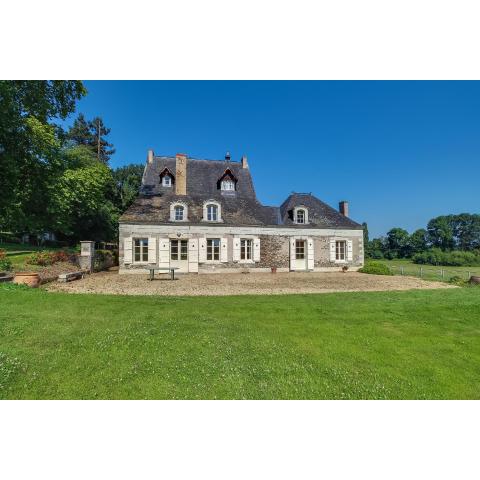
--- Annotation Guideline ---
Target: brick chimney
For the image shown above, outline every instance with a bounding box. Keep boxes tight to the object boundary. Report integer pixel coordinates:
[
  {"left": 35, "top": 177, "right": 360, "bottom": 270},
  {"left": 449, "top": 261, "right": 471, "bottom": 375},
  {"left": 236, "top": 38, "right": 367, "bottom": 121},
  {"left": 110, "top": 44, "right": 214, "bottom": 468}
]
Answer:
[
  {"left": 147, "top": 149, "right": 154, "bottom": 164},
  {"left": 175, "top": 153, "right": 187, "bottom": 195},
  {"left": 241, "top": 155, "right": 249, "bottom": 169},
  {"left": 339, "top": 200, "right": 349, "bottom": 217}
]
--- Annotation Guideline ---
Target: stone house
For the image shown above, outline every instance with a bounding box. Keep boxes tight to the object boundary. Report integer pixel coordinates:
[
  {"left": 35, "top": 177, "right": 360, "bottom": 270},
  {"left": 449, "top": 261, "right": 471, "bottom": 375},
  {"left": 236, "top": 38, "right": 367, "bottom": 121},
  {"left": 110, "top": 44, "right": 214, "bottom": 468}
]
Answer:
[{"left": 119, "top": 151, "right": 364, "bottom": 274}]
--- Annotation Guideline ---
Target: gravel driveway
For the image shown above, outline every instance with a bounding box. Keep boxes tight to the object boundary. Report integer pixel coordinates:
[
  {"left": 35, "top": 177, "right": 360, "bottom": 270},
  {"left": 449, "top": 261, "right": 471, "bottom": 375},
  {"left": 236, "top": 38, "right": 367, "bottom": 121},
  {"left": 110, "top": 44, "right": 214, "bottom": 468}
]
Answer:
[{"left": 46, "top": 270, "right": 455, "bottom": 296}]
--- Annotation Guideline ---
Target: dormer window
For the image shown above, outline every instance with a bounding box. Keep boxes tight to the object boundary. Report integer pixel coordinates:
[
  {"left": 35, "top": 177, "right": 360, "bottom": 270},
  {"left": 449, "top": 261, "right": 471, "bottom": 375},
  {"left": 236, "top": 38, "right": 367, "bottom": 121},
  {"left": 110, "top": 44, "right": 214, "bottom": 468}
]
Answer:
[
  {"left": 217, "top": 168, "right": 237, "bottom": 192},
  {"left": 162, "top": 174, "right": 172, "bottom": 187},
  {"left": 159, "top": 168, "right": 175, "bottom": 187},
  {"left": 207, "top": 204, "right": 218, "bottom": 221},
  {"left": 293, "top": 206, "right": 309, "bottom": 224},
  {"left": 170, "top": 202, "right": 188, "bottom": 222},
  {"left": 174, "top": 205, "right": 184, "bottom": 220},
  {"left": 296, "top": 209, "right": 305, "bottom": 224},
  {"left": 221, "top": 179, "right": 235, "bottom": 191},
  {"left": 203, "top": 201, "right": 222, "bottom": 222}
]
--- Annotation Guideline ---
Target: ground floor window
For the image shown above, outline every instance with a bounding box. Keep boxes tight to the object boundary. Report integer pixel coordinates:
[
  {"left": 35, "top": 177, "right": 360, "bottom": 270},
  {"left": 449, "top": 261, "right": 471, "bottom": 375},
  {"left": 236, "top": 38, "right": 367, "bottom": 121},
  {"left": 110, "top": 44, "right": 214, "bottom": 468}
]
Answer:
[
  {"left": 134, "top": 238, "right": 148, "bottom": 262},
  {"left": 240, "top": 239, "right": 252, "bottom": 260},
  {"left": 171, "top": 240, "right": 188, "bottom": 260},
  {"left": 336, "top": 240, "right": 346, "bottom": 261},
  {"left": 207, "top": 238, "right": 220, "bottom": 260},
  {"left": 295, "top": 240, "right": 305, "bottom": 259}
]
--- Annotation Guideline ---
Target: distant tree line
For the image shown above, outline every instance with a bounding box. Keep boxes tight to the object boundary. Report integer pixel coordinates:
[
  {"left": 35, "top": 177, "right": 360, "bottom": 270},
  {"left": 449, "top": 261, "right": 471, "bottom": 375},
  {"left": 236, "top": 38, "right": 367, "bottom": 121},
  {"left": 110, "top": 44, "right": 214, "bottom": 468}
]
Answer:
[
  {"left": 364, "top": 214, "right": 480, "bottom": 266},
  {"left": 0, "top": 81, "right": 144, "bottom": 244}
]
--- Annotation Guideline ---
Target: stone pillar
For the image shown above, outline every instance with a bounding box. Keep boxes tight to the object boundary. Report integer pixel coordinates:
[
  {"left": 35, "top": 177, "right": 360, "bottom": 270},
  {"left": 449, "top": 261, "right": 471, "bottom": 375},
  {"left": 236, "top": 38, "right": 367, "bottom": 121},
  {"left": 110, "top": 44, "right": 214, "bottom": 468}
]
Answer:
[{"left": 79, "top": 241, "right": 95, "bottom": 273}]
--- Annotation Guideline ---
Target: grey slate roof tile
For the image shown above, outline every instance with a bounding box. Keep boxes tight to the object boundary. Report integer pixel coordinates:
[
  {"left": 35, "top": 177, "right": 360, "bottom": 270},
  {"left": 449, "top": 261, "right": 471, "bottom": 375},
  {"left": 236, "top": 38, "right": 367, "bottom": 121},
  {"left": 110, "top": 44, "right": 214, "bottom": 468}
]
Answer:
[{"left": 120, "top": 155, "right": 362, "bottom": 230}]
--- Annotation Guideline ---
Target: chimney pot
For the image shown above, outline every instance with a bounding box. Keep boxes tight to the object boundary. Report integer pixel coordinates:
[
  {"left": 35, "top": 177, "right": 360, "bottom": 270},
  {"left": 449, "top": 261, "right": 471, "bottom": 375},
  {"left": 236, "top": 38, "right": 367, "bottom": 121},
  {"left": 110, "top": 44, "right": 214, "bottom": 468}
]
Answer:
[
  {"left": 241, "top": 155, "right": 249, "bottom": 169},
  {"left": 147, "top": 149, "right": 154, "bottom": 164},
  {"left": 339, "top": 200, "right": 349, "bottom": 217}
]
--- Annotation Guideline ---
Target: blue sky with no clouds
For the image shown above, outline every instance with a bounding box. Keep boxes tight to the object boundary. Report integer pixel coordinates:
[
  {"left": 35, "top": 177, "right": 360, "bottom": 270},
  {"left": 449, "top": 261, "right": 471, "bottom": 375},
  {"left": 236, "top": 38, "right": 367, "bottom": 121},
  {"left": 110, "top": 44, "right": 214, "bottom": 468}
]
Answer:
[{"left": 67, "top": 81, "right": 480, "bottom": 238}]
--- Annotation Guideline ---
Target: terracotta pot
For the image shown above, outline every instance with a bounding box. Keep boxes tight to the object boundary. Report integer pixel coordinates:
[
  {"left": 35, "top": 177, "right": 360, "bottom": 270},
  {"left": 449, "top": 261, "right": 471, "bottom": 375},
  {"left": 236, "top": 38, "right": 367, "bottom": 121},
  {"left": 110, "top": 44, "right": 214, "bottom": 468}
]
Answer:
[
  {"left": 271, "top": 267, "right": 277, "bottom": 273},
  {"left": 14, "top": 272, "right": 40, "bottom": 288}
]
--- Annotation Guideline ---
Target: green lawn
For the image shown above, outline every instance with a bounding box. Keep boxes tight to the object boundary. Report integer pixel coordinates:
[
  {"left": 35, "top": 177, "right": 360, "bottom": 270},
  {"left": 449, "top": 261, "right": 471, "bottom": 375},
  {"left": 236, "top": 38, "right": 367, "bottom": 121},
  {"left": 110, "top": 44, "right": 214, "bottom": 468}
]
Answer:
[
  {"left": 1, "top": 286, "right": 479, "bottom": 399},
  {"left": 382, "top": 258, "right": 480, "bottom": 282}
]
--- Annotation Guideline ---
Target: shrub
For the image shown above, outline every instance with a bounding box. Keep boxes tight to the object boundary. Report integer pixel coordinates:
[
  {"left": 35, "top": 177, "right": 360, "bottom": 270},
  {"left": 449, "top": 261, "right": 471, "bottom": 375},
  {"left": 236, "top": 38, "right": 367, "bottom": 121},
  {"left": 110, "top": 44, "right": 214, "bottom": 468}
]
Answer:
[
  {"left": 413, "top": 248, "right": 480, "bottom": 267},
  {"left": 27, "top": 250, "right": 72, "bottom": 267},
  {"left": 0, "top": 249, "right": 13, "bottom": 272},
  {"left": 358, "top": 261, "right": 393, "bottom": 276},
  {"left": 368, "top": 249, "right": 384, "bottom": 259}
]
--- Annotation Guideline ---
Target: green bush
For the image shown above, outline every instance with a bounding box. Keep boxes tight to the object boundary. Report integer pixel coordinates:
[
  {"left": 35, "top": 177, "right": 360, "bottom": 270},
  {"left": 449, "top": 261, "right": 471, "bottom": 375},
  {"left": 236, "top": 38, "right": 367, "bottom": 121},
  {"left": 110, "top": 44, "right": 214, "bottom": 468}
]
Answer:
[
  {"left": 413, "top": 248, "right": 480, "bottom": 267},
  {"left": 27, "top": 250, "right": 72, "bottom": 267},
  {"left": 358, "top": 261, "right": 393, "bottom": 276},
  {"left": 0, "top": 249, "right": 13, "bottom": 272}
]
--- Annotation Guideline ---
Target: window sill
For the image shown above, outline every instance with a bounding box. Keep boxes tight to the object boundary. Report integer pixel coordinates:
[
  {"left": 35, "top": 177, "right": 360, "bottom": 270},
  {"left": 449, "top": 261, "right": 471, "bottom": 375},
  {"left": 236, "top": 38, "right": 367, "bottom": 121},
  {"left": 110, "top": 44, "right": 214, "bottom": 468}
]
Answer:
[{"left": 238, "top": 260, "right": 255, "bottom": 264}]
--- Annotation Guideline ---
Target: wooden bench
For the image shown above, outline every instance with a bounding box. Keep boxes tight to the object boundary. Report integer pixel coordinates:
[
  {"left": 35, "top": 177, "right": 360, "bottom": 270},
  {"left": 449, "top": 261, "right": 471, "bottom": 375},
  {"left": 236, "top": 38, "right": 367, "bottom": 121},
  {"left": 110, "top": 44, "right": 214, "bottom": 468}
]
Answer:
[
  {"left": 148, "top": 267, "right": 179, "bottom": 281},
  {"left": 58, "top": 271, "right": 86, "bottom": 283}
]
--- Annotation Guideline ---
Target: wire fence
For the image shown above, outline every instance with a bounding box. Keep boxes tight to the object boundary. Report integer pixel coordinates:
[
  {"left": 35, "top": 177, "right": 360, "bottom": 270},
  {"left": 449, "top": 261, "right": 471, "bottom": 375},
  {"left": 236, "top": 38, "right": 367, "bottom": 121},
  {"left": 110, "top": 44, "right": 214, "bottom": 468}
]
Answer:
[{"left": 388, "top": 264, "right": 480, "bottom": 282}]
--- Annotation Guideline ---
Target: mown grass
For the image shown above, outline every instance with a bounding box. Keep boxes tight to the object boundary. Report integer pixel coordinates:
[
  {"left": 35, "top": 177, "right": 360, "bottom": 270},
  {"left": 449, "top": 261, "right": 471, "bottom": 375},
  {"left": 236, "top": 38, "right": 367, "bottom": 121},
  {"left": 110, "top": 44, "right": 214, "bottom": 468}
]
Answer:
[
  {"left": 382, "top": 259, "right": 480, "bottom": 282},
  {"left": 1, "top": 286, "right": 479, "bottom": 399}
]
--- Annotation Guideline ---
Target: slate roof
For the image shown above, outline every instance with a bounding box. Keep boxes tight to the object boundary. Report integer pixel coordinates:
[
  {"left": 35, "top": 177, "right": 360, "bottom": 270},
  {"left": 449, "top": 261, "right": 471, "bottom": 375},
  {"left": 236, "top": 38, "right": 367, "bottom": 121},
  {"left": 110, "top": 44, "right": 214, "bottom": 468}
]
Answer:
[{"left": 120, "top": 155, "right": 362, "bottom": 229}]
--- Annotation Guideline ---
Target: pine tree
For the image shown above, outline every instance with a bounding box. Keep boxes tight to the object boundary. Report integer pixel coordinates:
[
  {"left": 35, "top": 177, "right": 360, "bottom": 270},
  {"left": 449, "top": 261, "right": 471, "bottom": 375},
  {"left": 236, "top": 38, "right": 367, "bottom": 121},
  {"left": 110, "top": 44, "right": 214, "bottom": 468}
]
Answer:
[{"left": 91, "top": 117, "right": 115, "bottom": 164}]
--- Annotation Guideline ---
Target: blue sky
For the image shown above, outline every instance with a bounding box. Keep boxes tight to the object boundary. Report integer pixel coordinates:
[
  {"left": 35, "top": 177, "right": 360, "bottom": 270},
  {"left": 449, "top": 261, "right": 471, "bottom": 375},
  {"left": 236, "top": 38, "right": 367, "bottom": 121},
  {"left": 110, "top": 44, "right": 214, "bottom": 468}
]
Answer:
[{"left": 68, "top": 81, "right": 480, "bottom": 238}]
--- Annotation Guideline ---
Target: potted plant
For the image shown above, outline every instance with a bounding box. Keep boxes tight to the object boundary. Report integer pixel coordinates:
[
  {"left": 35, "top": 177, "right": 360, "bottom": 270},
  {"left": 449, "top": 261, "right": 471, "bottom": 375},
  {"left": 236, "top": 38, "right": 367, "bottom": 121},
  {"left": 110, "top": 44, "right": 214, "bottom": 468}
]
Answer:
[{"left": 342, "top": 265, "right": 349, "bottom": 273}]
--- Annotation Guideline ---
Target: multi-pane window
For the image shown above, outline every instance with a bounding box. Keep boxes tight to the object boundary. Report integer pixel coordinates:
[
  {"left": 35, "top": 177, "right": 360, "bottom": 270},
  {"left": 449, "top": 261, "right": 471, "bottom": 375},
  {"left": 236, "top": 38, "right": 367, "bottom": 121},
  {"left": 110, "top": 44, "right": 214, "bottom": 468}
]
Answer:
[
  {"left": 240, "top": 239, "right": 252, "bottom": 260},
  {"left": 134, "top": 238, "right": 148, "bottom": 262},
  {"left": 221, "top": 179, "right": 235, "bottom": 191},
  {"left": 336, "top": 240, "right": 346, "bottom": 261},
  {"left": 170, "top": 240, "right": 188, "bottom": 261},
  {"left": 296, "top": 209, "right": 305, "bottom": 224},
  {"left": 295, "top": 240, "right": 305, "bottom": 259},
  {"left": 207, "top": 204, "right": 218, "bottom": 221},
  {"left": 162, "top": 175, "right": 172, "bottom": 187},
  {"left": 174, "top": 205, "right": 184, "bottom": 221},
  {"left": 207, "top": 238, "right": 220, "bottom": 260}
]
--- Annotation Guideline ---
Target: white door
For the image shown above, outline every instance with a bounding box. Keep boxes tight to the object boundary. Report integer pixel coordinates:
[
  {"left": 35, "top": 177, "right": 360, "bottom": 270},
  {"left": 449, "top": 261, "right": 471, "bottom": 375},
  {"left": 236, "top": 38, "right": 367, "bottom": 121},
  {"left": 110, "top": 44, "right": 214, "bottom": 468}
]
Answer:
[
  {"left": 294, "top": 239, "right": 307, "bottom": 271},
  {"left": 170, "top": 239, "right": 189, "bottom": 272}
]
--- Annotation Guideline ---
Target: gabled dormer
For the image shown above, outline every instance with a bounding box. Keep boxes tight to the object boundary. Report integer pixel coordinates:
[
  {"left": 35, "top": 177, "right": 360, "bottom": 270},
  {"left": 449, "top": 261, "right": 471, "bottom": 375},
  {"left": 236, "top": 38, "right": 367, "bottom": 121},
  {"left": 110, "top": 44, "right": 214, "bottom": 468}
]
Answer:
[
  {"left": 159, "top": 167, "right": 175, "bottom": 188},
  {"left": 217, "top": 168, "right": 237, "bottom": 192}
]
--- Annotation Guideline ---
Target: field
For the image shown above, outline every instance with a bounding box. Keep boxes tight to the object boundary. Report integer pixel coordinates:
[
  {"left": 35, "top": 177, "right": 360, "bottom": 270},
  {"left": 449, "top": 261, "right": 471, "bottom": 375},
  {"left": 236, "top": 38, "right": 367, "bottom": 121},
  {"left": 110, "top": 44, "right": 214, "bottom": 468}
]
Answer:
[
  {"left": 381, "top": 258, "right": 480, "bottom": 282},
  {"left": 1, "top": 285, "right": 479, "bottom": 399}
]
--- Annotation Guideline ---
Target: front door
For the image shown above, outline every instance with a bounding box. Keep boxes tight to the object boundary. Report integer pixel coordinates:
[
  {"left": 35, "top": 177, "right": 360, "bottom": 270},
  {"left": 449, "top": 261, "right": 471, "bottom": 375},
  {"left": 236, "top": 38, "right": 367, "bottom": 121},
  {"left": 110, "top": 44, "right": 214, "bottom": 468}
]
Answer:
[
  {"left": 294, "top": 239, "right": 307, "bottom": 271},
  {"left": 170, "top": 239, "right": 189, "bottom": 272}
]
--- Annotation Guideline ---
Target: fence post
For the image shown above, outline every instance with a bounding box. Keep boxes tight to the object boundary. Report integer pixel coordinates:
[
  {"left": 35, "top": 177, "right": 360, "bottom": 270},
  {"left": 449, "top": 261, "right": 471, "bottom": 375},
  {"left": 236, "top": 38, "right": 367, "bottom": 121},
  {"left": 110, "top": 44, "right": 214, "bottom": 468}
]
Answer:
[
  {"left": 420, "top": 267, "right": 423, "bottom": 278},
  {"left": 401, "top": 266, "right": 404, "bottom": 275},
  {"left": 441, "top": 269, "right": 445, "bottom": 280}
]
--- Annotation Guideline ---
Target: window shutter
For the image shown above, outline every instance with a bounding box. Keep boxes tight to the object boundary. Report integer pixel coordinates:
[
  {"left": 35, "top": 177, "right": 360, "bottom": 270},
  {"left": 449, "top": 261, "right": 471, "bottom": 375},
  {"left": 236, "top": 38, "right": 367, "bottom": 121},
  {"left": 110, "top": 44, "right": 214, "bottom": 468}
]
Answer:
[
  {"left": 198, "top": 237, "right": 207, "bottom": 263},
  {"left": 158, "top": 238, "right": 170, "bottom": 268},
  {"left": 289, "top": 237, "right": 296, "bottom": 271},
  {"left": 220, "top": 237, "right": 228, "bottom": 262},
  {"left": 307, "top": 237, "right": 314, "bottom": 270},
  {"left": 233, "top": 237, "right": 240, "bottom": 262},
  {"left": 124, "top": 237, "right": 133, "bottom": 264},
  {"left": 148, "top": 237, "right": 157, "bottom": 264},
  {"left": 188, "top": 238, "right": 199, "bottom": 273},
  {"left": 253, "top": 237, "right": 260, "bottom": 262},
  {"left": 347, "top": 239, "right": 353, "bottom": 261},
  {"left": 329, "top": 239, "right": 336, "bottom": 262}
]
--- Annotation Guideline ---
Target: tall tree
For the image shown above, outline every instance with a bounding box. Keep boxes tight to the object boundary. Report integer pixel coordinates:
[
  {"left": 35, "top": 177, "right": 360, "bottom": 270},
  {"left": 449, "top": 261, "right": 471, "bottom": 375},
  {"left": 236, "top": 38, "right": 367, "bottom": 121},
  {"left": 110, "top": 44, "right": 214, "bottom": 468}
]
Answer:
[
  {"left": 386, "top": 227, "right": 410, "bottom": 258},
  {"left": 427, "top": 216, "right": 455, "bottom": 250},
  {"left": 66, "top": 114, "right": 115, "bottom": 163},
  {"left": 112, "top": 164, "right": 144, "bottom": 213},
  {"left": 409, "top": 228, "right": 428, "bottom": 254},
  {"left": 0, "top": 80, "right": 86, "bottom": 233}
]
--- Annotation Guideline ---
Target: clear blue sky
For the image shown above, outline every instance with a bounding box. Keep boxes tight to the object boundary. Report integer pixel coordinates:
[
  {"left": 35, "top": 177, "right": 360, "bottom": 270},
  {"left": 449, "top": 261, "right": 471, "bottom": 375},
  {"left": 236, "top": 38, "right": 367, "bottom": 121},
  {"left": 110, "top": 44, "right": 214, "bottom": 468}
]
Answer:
[{"left": 69, "top": 81, "right": 480, "bottom": 238}]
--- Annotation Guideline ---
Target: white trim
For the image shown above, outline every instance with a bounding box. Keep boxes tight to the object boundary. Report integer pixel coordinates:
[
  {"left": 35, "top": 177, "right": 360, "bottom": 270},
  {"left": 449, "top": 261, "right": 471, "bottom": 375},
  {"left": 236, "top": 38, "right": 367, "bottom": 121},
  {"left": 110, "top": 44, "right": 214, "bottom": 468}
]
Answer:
[
  {"left": 293, "top": 205, "right": 309, "bottom": 225},
  {"left": 169, "top": 202, "right": 188, "bottom": 222},
  {"left": 124, "top": 237, "right": 133, "bottom": 264},
  {"left": 202, "top": 200, "right": 222, "bottom": 222}
]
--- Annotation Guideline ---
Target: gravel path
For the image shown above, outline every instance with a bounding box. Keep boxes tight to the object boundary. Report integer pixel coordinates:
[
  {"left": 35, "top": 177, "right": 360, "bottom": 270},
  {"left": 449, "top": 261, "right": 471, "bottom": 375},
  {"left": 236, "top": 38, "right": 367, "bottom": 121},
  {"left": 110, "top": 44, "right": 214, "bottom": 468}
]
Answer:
[{"left": 45, "top": 270, "right": 456, "bottom": 296}]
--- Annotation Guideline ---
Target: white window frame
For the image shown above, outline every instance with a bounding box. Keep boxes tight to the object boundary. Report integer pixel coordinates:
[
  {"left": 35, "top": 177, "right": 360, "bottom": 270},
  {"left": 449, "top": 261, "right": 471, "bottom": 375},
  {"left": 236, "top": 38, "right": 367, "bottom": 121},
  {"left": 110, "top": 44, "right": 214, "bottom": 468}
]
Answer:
[
  {"left": 335, "top": 240, "right": 347, "bottom": 262},
  {"left": 162, "top": 174, "right": 172, "bottom": 187},
  {"left": 206, "top": 238, "right": 221, "bottom": 262},
  {"left": 203, "top": 200, "right": 222, "bottom": 222},
  {"left": 170, "top": 202, "right": 188, "bottom": 222},
  {"left": 133, "top": 238, "right": 149, "bottom": 264},
  {"left": 293, "top": 206, "right": 309, "bottom": 224},
  {"left": 240, "top": 238, "right": 253, "bottom": 263},
  {"left": 170, "top": 239, "right": 188, "bottom": 261},
  {"left": 295, "top": 239, "right": 306, "bottom": 259},
  {"left": 221, "top": 179, "right": 235, "bottom": 191}
]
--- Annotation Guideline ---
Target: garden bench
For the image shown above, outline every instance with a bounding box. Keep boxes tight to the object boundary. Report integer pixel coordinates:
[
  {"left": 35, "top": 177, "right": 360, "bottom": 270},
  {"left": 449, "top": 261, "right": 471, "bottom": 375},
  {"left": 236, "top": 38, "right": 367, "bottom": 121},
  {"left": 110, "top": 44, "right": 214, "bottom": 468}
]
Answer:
[
  {"left": 148, "top": 267, "right": 179, "bottom": 281},
  {"left": 58, "top": 271, "right": 86, "bottom": 283}
]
